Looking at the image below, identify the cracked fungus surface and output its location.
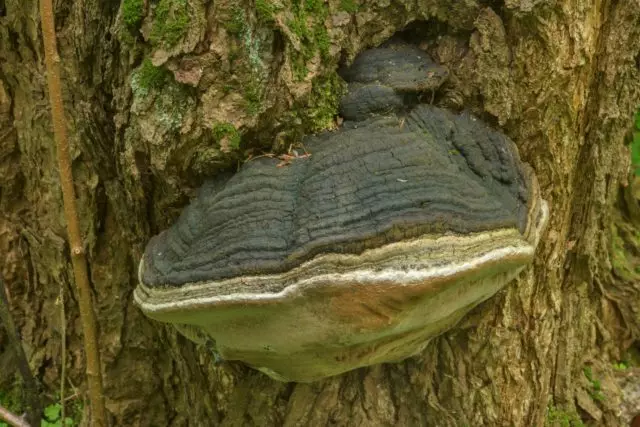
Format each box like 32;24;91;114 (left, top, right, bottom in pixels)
142;105;531;287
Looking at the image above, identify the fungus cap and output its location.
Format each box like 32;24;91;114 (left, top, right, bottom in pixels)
134;104;548;382
338;43;449;92
338;43;449;121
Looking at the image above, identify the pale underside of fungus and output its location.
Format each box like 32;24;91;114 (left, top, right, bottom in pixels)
134;43;549;382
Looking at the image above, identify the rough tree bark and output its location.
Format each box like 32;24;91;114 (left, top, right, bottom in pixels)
0;0;639;426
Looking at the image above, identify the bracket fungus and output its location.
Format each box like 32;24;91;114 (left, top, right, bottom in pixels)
134;43;549;382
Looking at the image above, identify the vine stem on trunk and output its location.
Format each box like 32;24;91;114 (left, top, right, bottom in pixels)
38;0;107;425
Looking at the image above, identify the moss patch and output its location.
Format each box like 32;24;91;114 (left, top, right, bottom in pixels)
339;0;359;13
130;59;194;134
155;87;192;132
223;6;248;36
611;221;640;282
244;81;263;116
212;123;242;150
546;405;585;427
0;379;23;415
305;73;345;132
220;5;269;116
296;73;346;133
122;0;144;29
256;0;280;23
287;0;331;81
274;72;345;149
131;59;173;94
632;111;640;176
150;0;190;47
582;367;606;402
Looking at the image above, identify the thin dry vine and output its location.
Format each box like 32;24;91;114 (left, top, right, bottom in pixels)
38;0;106;424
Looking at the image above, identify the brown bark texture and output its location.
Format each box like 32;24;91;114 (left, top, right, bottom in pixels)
0;0;639;426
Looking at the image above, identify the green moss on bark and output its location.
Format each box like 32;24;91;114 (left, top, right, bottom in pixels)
582;367;606;402
611;223;640;281
339;0;359;13
130;59;194;134
244;81;262;116
277;72;346;148
122;0;144;29
287;0;330;81
223;6;248;36
255;0;280;23
150;0;189;47
212;123;242;149
304;73;345;132
632;111;640;176
219;5;269;116
131;59;173;93
545;405;585;427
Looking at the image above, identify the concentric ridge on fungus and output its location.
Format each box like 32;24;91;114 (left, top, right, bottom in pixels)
134;43;549;382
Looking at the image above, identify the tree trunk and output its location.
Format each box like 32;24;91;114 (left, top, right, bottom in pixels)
1;0;639;425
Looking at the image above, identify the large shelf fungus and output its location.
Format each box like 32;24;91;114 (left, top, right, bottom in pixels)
134;43;549;383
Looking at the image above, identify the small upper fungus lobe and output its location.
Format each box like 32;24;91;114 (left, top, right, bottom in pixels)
134;43;549;382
